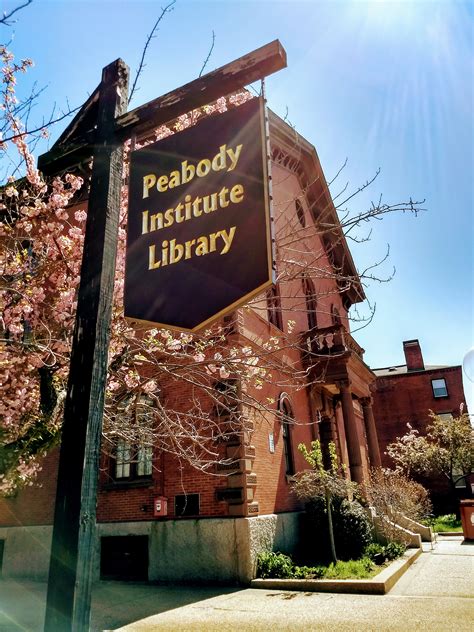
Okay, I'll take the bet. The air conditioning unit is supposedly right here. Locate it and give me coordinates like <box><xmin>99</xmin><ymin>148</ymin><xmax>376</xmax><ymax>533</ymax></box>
<box><xmin>153</xmin><ymin>496</ymin><xmax>168</xmax><ymax>517</ymax></box>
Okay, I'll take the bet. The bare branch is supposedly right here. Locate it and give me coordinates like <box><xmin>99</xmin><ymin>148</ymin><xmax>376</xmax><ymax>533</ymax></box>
<box><xmin>128</xmin><ymin>0</ymin><xmax>176</xmax><ymax>104</ymax></box>
<box><xmin>0</xmin><ymin>0</ymin><xmax>32</xmax><ymax>26</ymax></box>
<box><xmin>199</xmin><ymin>30</ymin><xmax>215</xmax><ymax>78</ymax></box>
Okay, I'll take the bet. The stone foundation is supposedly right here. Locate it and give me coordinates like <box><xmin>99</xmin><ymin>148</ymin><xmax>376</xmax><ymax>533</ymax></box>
<box><xmin>0</xmin><ymin>512</ymin><xmax>302</xmax><ymax>584</ymax></box>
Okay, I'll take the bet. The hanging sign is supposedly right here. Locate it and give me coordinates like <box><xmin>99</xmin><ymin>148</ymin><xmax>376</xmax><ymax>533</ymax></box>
<box><xmin>124</xmin><ymin>96</ymin><xmax>273</xmax><ymax>332</ymax></box>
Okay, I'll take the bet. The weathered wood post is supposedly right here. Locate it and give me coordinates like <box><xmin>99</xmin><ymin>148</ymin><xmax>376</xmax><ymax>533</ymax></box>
<box><xmin>44</xmin><ymin>58</ymin><xmax>129</xmax><ymax>632</ymax></box>
<box><xmin>38</xmin><ymin>40</ymin><xmax>287</xmax><ymax>632</ymax></box>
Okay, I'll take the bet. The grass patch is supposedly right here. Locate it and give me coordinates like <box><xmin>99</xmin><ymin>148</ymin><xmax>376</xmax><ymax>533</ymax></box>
<box><xmin>256</xmin><ymin>551</ymin><xmax>391</xmax><ymax>581</ymax></box>
<box><xmin>322</xmin><ymin>558</ymin><xmax>379</xmax><ymax>579</ymax></box>
<box><xmin>430</xmin><ymin>514</ymin><xmax>462</xmax><ymax>533</ymax></box>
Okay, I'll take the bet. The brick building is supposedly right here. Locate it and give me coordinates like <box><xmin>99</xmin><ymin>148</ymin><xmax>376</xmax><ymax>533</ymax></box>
<box><xmin>372</xmin><ymin>339</ymin><xmax>469</xmax><ymax>511</ymax></box>
<box><xmin>0</xmin><ymin>105</ymin><xmax>382</xmax><ymax>583</ymax></box>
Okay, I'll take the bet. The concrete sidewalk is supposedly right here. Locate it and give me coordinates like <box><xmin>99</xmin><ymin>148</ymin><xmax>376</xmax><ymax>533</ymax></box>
<box><xmin>1</xmin><ymin>536</ymin><xmax>472</xmax><ymax>631</ymax></box>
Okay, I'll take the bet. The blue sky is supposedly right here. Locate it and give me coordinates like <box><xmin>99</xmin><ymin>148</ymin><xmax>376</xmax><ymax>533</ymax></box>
<box><xmin>3</xmin><ymin>0</ymin><xmax>473</xmax><ymax>407</ymax></box>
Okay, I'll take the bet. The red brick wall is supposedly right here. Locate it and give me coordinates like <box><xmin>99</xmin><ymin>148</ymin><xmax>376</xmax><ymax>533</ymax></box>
<box><xmin>0</xmin><ymin>137</ymin><xmax>366</xmax><ymax>526</ymax></box>
<box><xmin>0</xmin><ymin>448</ymin><xmax>58</xmax><ymax>526</ymax></box>
<box><xmin>373</xmin><ymin>364</ymin><xmax>467</xmax><ymax>510</ymax></box>
<box><xmin>373</xmin><ymin>365</ymin><xmax>466</xmax><ymax>461</ymax></box>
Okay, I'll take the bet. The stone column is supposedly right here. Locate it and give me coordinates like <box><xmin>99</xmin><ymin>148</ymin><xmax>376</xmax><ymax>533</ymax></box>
<box><xmin>361</xmin><ymin>396</ymin><xmax>382</xmax><ymax>468</ymax></box>
<box><xmin>337</xmin><ymin>381</ymin><xmax>364</xmax><ymax>484</ymax></box>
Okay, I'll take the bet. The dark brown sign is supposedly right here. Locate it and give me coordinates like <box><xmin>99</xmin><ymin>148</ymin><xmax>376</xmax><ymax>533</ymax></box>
<box><xmin>124</xmin><ymin>97</ymin><xmax>273</xmax><ymax>332</ymax></box>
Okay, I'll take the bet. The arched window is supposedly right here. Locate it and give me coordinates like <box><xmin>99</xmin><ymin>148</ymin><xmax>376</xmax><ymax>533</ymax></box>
<box><xmin>266</xmin><ymin>284</ymin><xmax>283</xmax><ymax>330</ymax></box>
<box><xmin>295</xmin><ymin>199</ymin><xmax>306</xmax><ymax>228</ymax></box>
<box><xmin>331</xmin><ymin>305</ymin><xmax>341</xmax><ymax>326</ymax></box>
<box><xmin>302</xmin><ymin>275</ymin><xmax>318</xmax><ymax>331</ymax></box>
<box><xmin>279</xmin><ymin>395</ymin><xmax>295</xmax><ymax>475</ymax></box>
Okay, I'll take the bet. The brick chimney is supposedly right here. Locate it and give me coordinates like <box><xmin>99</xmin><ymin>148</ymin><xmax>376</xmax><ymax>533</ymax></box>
<box><xmin>403</xmin><ymin>339</ymin><xmax>425</xmax><ymax>371</ymax></box>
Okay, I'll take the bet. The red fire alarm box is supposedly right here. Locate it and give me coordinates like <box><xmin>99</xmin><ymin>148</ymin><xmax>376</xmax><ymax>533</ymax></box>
<box><xmin>153</xmin><ymin>496</ymin><xmax>168</xmax><ymax>517</ymax></box>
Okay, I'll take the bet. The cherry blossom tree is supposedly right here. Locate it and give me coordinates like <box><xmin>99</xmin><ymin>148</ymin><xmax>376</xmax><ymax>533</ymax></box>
<box><xmin>386</xmin><ymin>411</ymin><xmax>473</xmax><ymax>511</ymax></box>
<box><xmin>0</xmin><ymin>41</ymin><xmax>424</xmax><ymax>496</ymax></box>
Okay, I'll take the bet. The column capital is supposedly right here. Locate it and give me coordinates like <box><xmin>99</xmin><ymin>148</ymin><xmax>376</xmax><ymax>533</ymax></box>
<box><xmin>360</xmin><ymin>395</ymin><xmax>374</xmax><ymax>407</ymax></box>
<box><xmin>336</xmin><ymin>379</ymin><xmax>351</xmax><ymax>391</ymax></box>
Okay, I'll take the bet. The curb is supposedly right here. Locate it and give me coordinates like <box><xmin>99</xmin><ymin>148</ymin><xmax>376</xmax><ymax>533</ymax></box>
<box><xmin>435</xmin><ymin>531</ymin><xmax>463</xmax><ymax>537</ymax></box>
<box><xmin>250</xmin><ymin>547</ymin><xmax>422</xmax><ymax>595</ymax></box>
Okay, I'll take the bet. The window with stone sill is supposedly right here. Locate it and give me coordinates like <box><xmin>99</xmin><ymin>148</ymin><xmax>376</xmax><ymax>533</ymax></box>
<box><xmin>114</xmin><ymin>439</ymin><xmax>153</xmax><ymax>481</ymax></box>
<box><xmin>431</xmin><ymin>378</ymin><xmax>448</xmax><ymax>398</ymax></box>
<box><xmin>295</xmin><ymin>199</ymin><xmax>306</xmax><ymax>228</ymax></box>
<box><xmin>109</xmin><ymin>393</ymin><xmax>156</xmax><ymax>482</ymax></box>
<box><xmin>213</xmin><ymin>379</ymin><xmax>239</xmax><ymax>418</ymax></box>
<box><xmin>279</xmin><ymin>395</ymin><xmax>295</xmax><ymax>476</ymax></box>
<box><xmin>266</xmin><ymin>284</ymin><xmax>283</xmax><ymax>331</ymax></box>
<box><xmin>303</xmin><ymin>275</ymin><xmax>318</xmax><ymax>331</ymax></box>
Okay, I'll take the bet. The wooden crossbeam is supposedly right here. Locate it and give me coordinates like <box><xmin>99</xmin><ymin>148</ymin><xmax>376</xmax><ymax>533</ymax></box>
<box><xmin>115</xmin><ymin>39</ymin><xmax>287</xmax><ymax>140</ymax></box>
<box><xmin>38</xmin><ymin>40</ymin><xmax>287</xmax><ymax>175</ymax></box>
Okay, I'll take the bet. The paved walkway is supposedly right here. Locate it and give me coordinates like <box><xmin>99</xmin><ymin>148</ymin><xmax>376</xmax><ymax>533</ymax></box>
<box><xmin>0</xmin><ymin>536</ymin><xmax>472</xmax><ymax>631</ymax></box>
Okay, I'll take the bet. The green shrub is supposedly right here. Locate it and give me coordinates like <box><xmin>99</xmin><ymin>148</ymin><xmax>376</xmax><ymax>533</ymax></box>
<box><xmin>293</xmin><ymin>565</ymin><xmax>325</xmax><ymax>579</ymax></box>
<box><xmin>332</xmin><ymin>499</ymin><xmax>374</xmax><ymax>560</ymax></box>
<box><xmin>384</xmin><ymin>541</ymin><xmax>406</xmax><ymax>560</ymax></box>
<box><xmin>430</xmin><ymin>514</ymin><xmax>462</xmax><ymax>533</ymax></box>
<box><xmin>365</xmin><ymin>542</ymin><xmax>386</xmax><ymax>563</ymax></box>
<box><xmin>256</xmin><ymin>551</ymin><xmax>294</xmax><ymax>579</ymax></box>
<box><xmin>305</xmin><ymin>498</ymin><xmax>374</xmax><ymax>562</ymax></box>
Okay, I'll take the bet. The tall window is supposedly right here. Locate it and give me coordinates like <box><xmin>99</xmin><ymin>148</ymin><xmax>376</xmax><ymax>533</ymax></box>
<box><xmin>114</xmin><ymin>440</ymin><xmax>153</xmax><ymax>480</ymax></box>
<box><xmin>279</xmin><ymin>396</ymin><xmax>295</xmax><ymax>476</ymax></box>
<box><xmin>432</xmin><ymin>378</ymin><xmax>448</xmax><ymax>398</ymax></box>
<box><xmin>266</xmin><ymin>284</ymin><xmax>283</xmax><ymax>330</ymax></box>
<box><xmin>303</xmin><ymin>275</ymin><xmax>318</xmax><ymax>330</ymax></box>
<box><xmin>111</xmin><ymin>394</ymin><xmax>155</xmax><ymax>481</ymax></box>
<box><xmin>295</xmin><ymin>199</ymin><xmax>306</xmax><ymax>227</ymax></box>
<box><xmin>213</xmin><ymin>379</ymin><xmax>238</xmax><ymax>418</ymax></box>
<box><xmin>331</xmin><ymin>304</ymin><xmax>341</xmax><ymax>326</ymax></box>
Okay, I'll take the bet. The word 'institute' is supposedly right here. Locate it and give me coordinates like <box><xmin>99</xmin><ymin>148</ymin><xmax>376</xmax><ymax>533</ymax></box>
<box><xmin>141</xmin><ymin>143</ymin><xmax>245</xmax><ymax>270</ymax></box>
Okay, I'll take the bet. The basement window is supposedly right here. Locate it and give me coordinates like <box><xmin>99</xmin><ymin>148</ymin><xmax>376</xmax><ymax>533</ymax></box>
<box><xmin>175</xmin><ymin>493</ymin><xmax>200</xmax><ymax>517</ymax></box>
<box><xmin>431</xmin><ymin>378</ymin><xmax>448</xmax><ymax>398</ymax></box>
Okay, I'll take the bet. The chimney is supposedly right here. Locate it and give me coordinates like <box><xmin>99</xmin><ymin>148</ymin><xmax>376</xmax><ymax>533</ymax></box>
<box><xmin>403</xmin><ymin>339</ymin><xmax>425</xmax><ymax>371</ymax></box>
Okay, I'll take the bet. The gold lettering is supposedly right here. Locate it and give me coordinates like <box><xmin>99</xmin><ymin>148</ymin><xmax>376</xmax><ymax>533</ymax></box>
<box><xmin>218</xmin><ymin>186</ymin><xmax>229</xmax><ymax>207</ymax></box>
<box><xmin>209</xmin><ymin>232</ymin><xmax>218</xmax><ymax>253</ymax></box>
<box><xmin>168</xmin><ymin>171</ymin><xmax>180</xmax><ymax>189</ymax></box>
<box><xmin>230</xmin><ymin>184</ymin><xmax>244</xmax><ymax>204</ymax></box>
<box><xmin>169</xmin><ymin>239</ymin><xmax>184</xmax><ymax>264</ymax></box>
<box><xmin>184</xmin><ymin>194</ymin><xmax>192</xmax><ymax>220</ymax></box>
<box><xmin>150</xmin><ymin>212</ymin><xmax>164</xmax><ymax>232</ymax></box>
<box><xmin>185</xmin><ymin>238</ymin><xmax>196</xmax><ymax>259</ymax></box>
<box><xmin>226</xmin><ymin>144</ymin><xmax>243</xmax><ymax>171</ymax></box>
<box><xmin>196</xmin><ymin>158</ymin><xmax>211</xmax><ymax>178</ymax></box>
<box><xmin>161</xmin><ymin>240</ymin><xmax>169</xmax><ymax>267</ymax></box>
<box><xmin>192</xmin><ymin>196</ymin><xmax>202</xmax><ymax>217</ymax></box>
<box><xmin>202</xmin><ymin>193</ymin><xmax>218</xmax><ymax>214</ymax></box>
<box><xmin>219</xmin><ymin>226</ymin><xmax>236</xmax><ymax>254</ymax></box>
<box><xmin>142</xmin><ymin>210</ymin><xmax>149</xmax><ymax>234</ymax></box>
<box><xmin>163</xmin><ymin>208</ymin><xmax>174</xmax><ymax>228</ymax></box>
<box><xmin>181</xmin><ymin>161</ymin><xmax>195</xmax><ymax>184</ymax></box>
<box><xmin>148</xmin><ymin>244</ymin><xmax>160</xmax><ymax>269</ymax></box>
<box><xmin>195</xmin><ymin>236</ymin><xmax>209</xmax><ymax>256</ymax></box>
<box><xmin>157</xmin><ymin>175</ymin><xmax>168</xmax><ymax>192</ymax></box>
<box><xmin>211</xmin><ymin>145</ymin><xmax>227</xmax><ymax>171</ymax></box>
<box><xmin>143</xmin><ymin>174</ymin><xmax>156</xmax><ymax>199</ymax></box>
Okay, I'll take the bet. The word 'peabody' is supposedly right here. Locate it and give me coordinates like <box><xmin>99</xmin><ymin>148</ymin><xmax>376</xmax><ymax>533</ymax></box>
<box><xmin>142</xmin><ymin>143</ymin><xmax>243</xmax><ymax>198</ymax></box>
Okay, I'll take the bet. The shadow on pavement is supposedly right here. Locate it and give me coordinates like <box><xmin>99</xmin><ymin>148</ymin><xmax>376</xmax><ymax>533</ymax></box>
<box><xmin>0</xmin><ymin>579</ymin><xmax>242</xmax><ymax>632</ymax></box>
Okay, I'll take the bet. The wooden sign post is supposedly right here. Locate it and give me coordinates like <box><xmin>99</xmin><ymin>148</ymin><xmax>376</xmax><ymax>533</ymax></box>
<box><xmin>41</xmin><ymin>41</ymin><xmax>286</xmax><ymax>632</ymax></box>
<box><xmin>43</xmin><ymin>59</ymin><xmax>129</xmax><ymax>632</ymax></box>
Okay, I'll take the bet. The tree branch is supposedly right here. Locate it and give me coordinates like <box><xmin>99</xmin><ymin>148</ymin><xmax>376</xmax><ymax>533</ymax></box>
<box><xmin>128</xmin><ymin>0</ymin><xmax>176</xmax><ymax>104</ymax></box>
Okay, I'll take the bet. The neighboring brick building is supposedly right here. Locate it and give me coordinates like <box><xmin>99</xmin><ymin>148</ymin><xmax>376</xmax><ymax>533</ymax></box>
<box><xmin>0</xmin><ymin>106</ymin><xmax>382</xmax><ymax>583</ymax></box>
<box><xmin>372</xmin><ymin>339</ymin><xmax>469</xmax><ymax>512</ymax></box>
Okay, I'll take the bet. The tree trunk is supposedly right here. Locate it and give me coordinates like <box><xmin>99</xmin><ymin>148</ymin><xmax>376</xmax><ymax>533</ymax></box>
<box><xmin>326</xmin><ymin>488</ymin><xmax>337</xmax><ymax>564</ymax></box>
